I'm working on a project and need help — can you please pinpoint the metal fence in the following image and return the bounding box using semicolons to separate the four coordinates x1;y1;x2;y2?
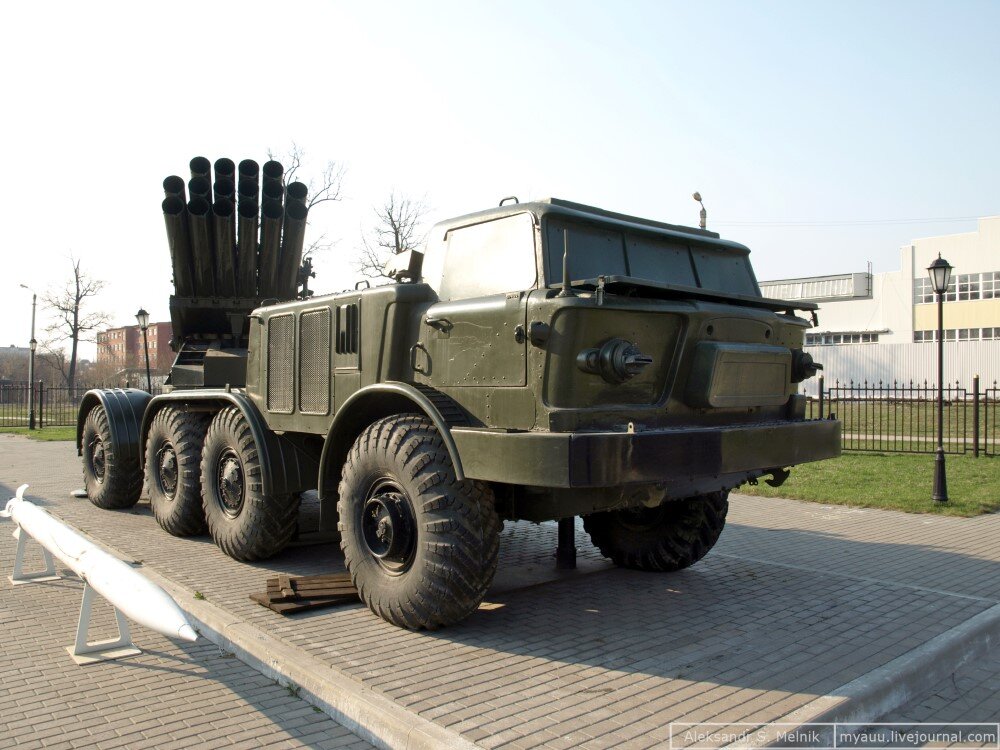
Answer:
0;384;33;428
808;376;996;456
986;385;999;457
0;382;163;429
4;377;997;457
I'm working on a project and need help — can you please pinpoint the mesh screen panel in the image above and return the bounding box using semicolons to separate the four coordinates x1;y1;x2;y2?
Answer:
299;309;331;414
267;314;294;412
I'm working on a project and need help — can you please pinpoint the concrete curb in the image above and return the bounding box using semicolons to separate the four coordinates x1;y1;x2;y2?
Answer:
132;565;481;750
732;603;1000;748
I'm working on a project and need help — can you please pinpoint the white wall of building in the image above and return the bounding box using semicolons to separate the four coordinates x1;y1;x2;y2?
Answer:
761;217;1000;385
800;340;1000;397
762;216;1000;345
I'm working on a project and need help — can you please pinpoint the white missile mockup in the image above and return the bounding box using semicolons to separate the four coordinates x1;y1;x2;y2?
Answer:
4;484;197;643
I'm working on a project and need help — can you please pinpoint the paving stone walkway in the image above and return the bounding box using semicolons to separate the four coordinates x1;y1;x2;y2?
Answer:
2;434;998;749
0;439;373;750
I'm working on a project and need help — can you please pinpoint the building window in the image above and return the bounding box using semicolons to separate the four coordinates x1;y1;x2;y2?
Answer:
915;270;1000;303
806;332;879;346
983;272;1000;299
914;278;933;304
957;273;980;301
914;275;957;303
914;328;991;342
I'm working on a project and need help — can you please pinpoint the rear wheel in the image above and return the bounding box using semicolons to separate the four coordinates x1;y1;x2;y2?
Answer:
81;406;142;509
200;407;299;561
145;407;210;536
583;491;729;572
338;414;501;630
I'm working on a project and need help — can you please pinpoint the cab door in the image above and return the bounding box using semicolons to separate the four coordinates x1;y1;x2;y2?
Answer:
416;213;538;388
423;292;527;386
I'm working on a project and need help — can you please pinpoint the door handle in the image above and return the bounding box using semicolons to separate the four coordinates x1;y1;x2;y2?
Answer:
424;316;452;332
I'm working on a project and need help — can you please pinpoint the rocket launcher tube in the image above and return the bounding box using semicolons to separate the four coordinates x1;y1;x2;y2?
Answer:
237;199;259;298
162;196;196;296
187;197;216;297
277;199;309;298
212;198;237;297
258;199;283;298
189;155;211;182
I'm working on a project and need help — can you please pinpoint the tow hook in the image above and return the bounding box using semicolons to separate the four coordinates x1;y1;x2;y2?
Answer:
764;468;791;487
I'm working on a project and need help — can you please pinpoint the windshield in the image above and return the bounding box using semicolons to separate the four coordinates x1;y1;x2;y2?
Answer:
544;219;759;297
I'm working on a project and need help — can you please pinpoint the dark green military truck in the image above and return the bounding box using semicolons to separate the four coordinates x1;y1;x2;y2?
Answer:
78;166;839;629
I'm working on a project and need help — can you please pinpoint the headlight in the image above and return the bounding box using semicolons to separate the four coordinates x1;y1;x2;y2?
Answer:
576;338;653;384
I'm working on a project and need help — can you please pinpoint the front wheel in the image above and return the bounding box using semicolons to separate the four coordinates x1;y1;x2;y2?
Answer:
200;407;299;561
583;491;729;572
338;414;501;630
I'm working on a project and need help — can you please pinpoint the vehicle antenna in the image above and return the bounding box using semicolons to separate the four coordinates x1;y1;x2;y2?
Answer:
557;228;575;298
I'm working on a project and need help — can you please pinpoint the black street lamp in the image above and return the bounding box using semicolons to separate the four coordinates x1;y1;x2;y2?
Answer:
136;308;152;393
19;284;37;430
927;254;953;503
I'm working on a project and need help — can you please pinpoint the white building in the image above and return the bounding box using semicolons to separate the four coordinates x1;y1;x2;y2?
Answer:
759;217;1000;389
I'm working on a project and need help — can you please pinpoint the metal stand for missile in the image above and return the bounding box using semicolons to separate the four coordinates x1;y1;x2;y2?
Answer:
9;527;60;585
66;582;141;665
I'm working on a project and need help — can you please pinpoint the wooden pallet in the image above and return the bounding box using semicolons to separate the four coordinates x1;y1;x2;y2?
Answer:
250;573;360;615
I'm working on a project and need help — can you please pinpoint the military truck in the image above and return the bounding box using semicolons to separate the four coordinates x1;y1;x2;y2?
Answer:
77;160;839;629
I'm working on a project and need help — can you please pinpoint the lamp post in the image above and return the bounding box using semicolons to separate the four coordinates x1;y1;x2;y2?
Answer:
136;308;152;393
927;255;953;503
692;192;707;229
19;284;37;430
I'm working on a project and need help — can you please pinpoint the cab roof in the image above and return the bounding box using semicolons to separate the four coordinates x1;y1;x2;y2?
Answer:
429;197;752;255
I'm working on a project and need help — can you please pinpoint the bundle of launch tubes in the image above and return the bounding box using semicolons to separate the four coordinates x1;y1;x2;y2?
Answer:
161;156;309;301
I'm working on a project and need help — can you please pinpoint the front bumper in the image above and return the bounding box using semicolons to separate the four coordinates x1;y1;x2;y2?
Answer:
451;419;841;488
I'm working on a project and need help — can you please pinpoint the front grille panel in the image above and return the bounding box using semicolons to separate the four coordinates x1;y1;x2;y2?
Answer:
267;314;294;413
299;309;331;414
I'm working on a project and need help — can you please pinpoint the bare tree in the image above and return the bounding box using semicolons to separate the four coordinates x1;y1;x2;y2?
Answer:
266;143;346;261
42;257;111;393
36;343;70;386
357;192;429;280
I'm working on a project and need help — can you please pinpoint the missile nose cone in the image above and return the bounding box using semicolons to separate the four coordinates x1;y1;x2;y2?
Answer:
177;623;198;642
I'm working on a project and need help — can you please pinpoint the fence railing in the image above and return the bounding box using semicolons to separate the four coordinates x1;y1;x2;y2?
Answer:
4;377;997;457
0;382;163;429
809;376;996;457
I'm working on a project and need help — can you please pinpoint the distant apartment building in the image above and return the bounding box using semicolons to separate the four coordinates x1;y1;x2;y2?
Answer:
0;344;30;364
759;216;1000;388
96;321;173;372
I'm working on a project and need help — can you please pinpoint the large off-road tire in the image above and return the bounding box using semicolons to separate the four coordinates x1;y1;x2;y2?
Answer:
338;414;501;630
145;407;210;537
200;407;299;561
81;405;143;509
583;491;729;572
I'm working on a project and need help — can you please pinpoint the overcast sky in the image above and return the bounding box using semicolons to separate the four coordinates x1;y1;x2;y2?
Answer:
2;0;998;359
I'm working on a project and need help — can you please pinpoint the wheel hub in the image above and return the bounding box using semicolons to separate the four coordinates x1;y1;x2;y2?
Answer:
157;444;178;498
617;504;666;532
90;437;106;483
362;483;415;572
217;449;245;518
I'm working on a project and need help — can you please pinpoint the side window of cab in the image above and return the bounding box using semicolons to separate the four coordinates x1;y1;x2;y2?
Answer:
423;213;537;301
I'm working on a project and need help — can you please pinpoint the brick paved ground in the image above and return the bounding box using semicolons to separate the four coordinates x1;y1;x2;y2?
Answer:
845;646;1000;748
0;441;372;749
2;434;998;749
